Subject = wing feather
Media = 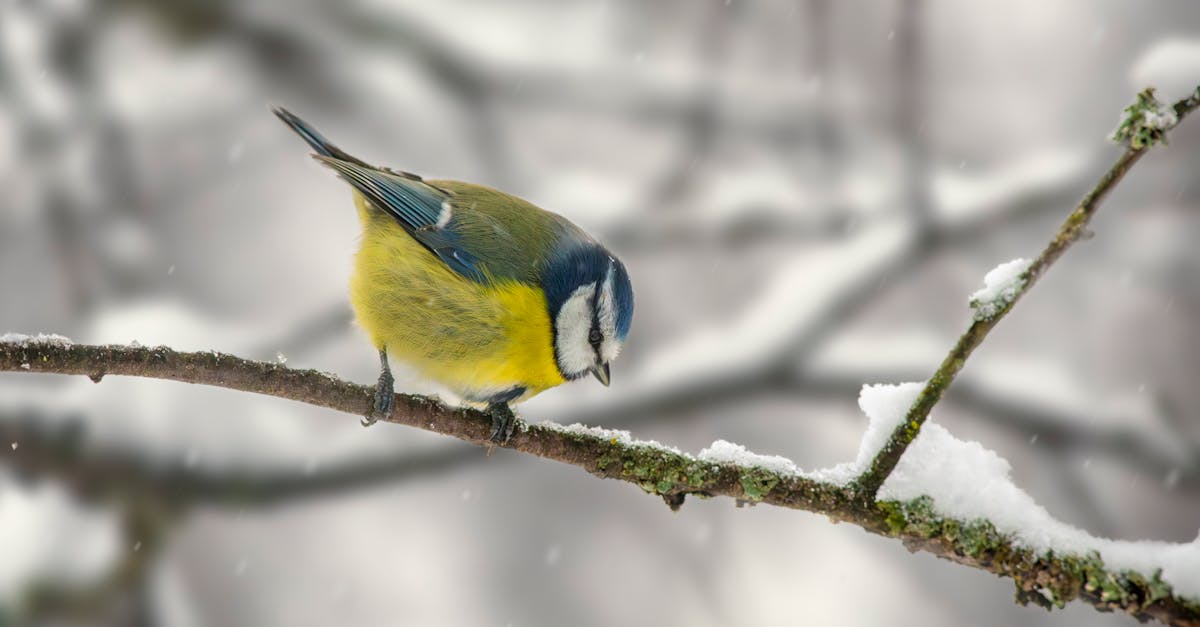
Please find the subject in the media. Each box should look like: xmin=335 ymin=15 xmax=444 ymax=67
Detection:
xmin=314 ymin=156 xmax=486 ymax=282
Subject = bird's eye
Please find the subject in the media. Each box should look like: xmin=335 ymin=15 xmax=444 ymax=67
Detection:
xmin=588 ymin=329 xmax=602 ymax=345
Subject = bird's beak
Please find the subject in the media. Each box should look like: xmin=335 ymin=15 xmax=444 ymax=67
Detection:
xmin=591 ymin=363 xmax=611 ymax=387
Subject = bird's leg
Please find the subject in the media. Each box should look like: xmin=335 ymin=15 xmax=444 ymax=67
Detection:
xmin=487 ymin=402 xmax=517 ymax=444
xmin=364 ymin=348 xmax=393 ymax=427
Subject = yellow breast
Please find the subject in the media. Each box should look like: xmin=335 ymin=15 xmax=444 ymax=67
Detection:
xmin=348 ymin=194 xmax=565 ymax=401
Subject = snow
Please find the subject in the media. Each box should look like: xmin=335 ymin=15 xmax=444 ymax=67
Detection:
xmin=0 ymin=332 xmax=73 ymax=346
xmin=969 ymin=258 xmax=1031 ymax=321
xmin=698 ymin=440 xmax=800 ymax=477
xmin=542 ymin=422 xmax=633 ymax=445
xmin=540 ymin=421 xmax=684 ymax=455
xmin=1131 ymin=39 xmax=1200 ymax=103
xmin=686 ymin=381 xmax=1200 ymax=600
xmin=878 ymin=415 xmax=1200 ymax=599
xmin=799 ymin=381 xmax=1200 ymax=600
xmin=854 ymin=383 xmax=923 ymax=469
xmin=805 ymin=382 xmax=924 ymax=485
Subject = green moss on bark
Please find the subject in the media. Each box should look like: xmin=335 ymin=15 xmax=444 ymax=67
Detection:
xmin=1111 ymin=88 xmax=1177 ymax=149
xmin=877 ymin=497 xmax=1200 ymax=618
xmin=738 ymin=467 xmax=781 ymax=502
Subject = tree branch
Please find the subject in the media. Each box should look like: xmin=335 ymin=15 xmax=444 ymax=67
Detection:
xmin=854 ymin=87 xmax=1200 ymax=499
xmin=2 ymin=338 xmax=1199 ymax=624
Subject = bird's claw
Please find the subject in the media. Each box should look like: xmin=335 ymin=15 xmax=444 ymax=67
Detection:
xmin=365 ymin=365 xmax=394 ymax=427
xmin=488 ymin=403 xmax=517 ymax=444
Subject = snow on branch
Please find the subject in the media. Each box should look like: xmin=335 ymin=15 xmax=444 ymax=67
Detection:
xmin=853 ymin=86 xmax=1200 ymax=501
xmin=968 ymin=258 xmax=1032 ymax=321
xmin=3 ymin=86 xmax=1200 ymax=625
xmin=1 ymin=338 xmax=1198 ymax=623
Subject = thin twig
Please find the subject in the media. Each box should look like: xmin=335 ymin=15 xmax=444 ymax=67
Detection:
xmin=854 ymin=87 xmax=1200 ymax=500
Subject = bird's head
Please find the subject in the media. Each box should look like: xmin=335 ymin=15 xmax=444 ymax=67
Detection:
xmin=542 ymin=244 xmax=634 ymax=386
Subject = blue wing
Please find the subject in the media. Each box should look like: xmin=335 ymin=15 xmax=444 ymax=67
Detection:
xmin=273 ymin=107 xmax=485 ymax=282
xmin=313 ymin=156 xmax=486 ymax=283
xmin=272 ymin=106 xmax=369 ymax=166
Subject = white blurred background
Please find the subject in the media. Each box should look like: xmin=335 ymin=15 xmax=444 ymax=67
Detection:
xmin=1 ymin=0 xmax=1199 ymax=625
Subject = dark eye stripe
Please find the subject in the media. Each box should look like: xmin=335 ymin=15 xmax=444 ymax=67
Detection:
xmin=589 ymin=282 xmax=604 ymax=348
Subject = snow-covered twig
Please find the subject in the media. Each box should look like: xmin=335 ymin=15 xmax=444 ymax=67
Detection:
xmin=853 ymin=86 xmax=1200 ymax=499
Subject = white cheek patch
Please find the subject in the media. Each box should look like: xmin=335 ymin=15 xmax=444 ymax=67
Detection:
xmin=554 ymin=283 xmax=596 ymax=377
xmin=600 ymin=337 xmax=622 ymax=363
xmin=596 ymin=264 xmax=622 ymax=363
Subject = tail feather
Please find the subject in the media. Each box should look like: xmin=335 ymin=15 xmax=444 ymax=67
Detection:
xmin=271 ymin=106 xmax=368 ymax=166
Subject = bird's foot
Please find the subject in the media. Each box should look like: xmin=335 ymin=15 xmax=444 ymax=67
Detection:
xmin=364 ymin=367 xmax=394 ymax=427
xmin=487 ymin=403 xmax=517 ymax=444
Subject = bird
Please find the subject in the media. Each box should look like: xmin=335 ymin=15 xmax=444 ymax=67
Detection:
xmin=272 ymin=107 xmax=634 ymax=442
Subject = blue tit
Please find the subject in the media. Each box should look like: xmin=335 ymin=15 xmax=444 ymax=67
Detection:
xmin=273 ymin=108 xmax=634 ymax=441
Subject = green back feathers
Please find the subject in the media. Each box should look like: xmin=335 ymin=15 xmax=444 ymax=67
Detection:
xmin=273 ymin=107 xmax=588 ymax=285
xmin=427 ymin=181 xmax=589 ymax=283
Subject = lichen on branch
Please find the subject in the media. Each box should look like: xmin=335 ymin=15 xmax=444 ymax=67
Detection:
xmin=1111 ymin=87 xmax=1180 ymax=149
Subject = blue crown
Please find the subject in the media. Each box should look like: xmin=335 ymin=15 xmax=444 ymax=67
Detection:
xmin=542 ymin=243 xmax=633 ymax=340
